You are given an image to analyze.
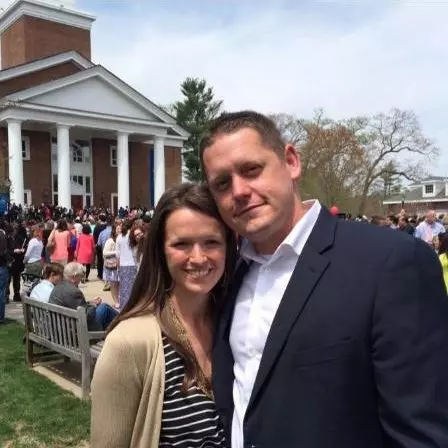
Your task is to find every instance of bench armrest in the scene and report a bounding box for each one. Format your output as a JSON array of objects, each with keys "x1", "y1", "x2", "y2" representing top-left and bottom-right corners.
[{"x1": 88, "y1": 331, "x2": 106, "y2": 341}]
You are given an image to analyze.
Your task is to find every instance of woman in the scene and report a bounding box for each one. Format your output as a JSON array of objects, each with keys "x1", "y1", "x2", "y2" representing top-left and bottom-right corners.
[
  {"x1": 75, "y1": 224, "x2": 95, "y2": 282},
  {"x1": 102, "y1": 223, "x2": 120, "y2": 309},
  {"x1": 48, "y1": 219, "x2": 70, "y2": 266},
  {"x1": 128, "y1": 220, "x2": 145, "y2": 269},
  {"x1": 91, "y1": 183, "x2": 236, "y2": 448},
  {"x1": 115, "y1": 219, "x2": 137, "y2": 310},
  {"x1": 23, "y1": 225, "x2": 44, "y2": 278}
]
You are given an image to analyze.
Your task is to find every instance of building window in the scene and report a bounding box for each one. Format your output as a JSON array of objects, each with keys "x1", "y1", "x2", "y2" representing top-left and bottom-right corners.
[
  {"x1": 72, "y1": 175, "x2": 83, "y2": 186},
  {"x1": 24, "y1": 189, "x2": 32, "y2": 205},
  {"x1": 110, "y1": 145, "x2": 117, "y2": 167},
  {"x1": 53, "y1": 194, "x2": 58, "y2": 206},
  {"x1": 85, "y1": 176, "x2": 91, "y2": 194},
  {"x1": 53, "y1": 174, "x2": 58, "y2": 193},
  {"x1": 72, "y1": 146, "x2": 83, "y2": 163},
  {"x1": 22, "y1": 136, "x2": 30, "y2": 160},
  {"x1": 425, "y1": 184, "x2": 434, "y2": 195},
  {"x1": 86, "y1": 195, "x2": 91, "y2": 208}
]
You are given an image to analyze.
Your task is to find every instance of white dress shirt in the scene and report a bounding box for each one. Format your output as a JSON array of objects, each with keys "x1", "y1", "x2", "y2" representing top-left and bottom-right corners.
[{"x1": 230, "y1": 200, "x2": 322, "y2": 448}]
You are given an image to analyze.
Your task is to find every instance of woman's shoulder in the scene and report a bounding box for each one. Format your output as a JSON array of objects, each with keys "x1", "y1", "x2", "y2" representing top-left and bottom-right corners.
[{"x1": 107, "y1": 314, "x2": 162, "y2": 348}]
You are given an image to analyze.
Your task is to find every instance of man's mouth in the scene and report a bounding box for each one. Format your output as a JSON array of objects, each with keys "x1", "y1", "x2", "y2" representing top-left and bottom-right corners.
[{"x1": 235, "y1": 203, "x2": 264, "y2": 218}]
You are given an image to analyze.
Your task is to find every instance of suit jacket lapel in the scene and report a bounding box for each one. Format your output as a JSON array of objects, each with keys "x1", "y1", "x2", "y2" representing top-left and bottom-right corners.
[{"x1": 246, "y1": 208, "x2": 337, "y2": 413}]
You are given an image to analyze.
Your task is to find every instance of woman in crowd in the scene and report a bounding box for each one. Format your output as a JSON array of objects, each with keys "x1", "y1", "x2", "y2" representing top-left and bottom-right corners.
[
  {"x1": 102, "y1": 223, "x2": 120, "y2": 309},
  {"x1": 42, "y1": 220, "x2": 55, "y2": 263},
  {"x1": 75, "y1": 224, "x2": 95, "y2": 282},
  {"x1": 48, "y1": 219, "x2": 70, "y2": 266},
  {"x1": 23, "y1": 225, "x2": 44, "y2": 277},
  {"x1": 91, "y1": 183, "x2": 236, "y2": 448},
  {"x1": 128, "y1": 220, "x2": 145, "y2": 269},
  {"x1": 115, "y1": 219, "x2": 137, "y2": 310}
]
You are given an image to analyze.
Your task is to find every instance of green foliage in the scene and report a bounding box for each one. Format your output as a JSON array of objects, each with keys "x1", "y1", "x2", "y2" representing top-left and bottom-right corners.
[
  {"x1": 0, "y1": 321, "x2": 91, "y2": 447},
  {"x1": 172, "y1": 78, "x2": 223, "y2": 181}
]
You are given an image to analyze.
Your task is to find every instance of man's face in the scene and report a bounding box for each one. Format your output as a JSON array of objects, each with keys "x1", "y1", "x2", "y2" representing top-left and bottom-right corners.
[
  {"x1": 203, "y1": 128, "x2": 301, "y2": 253},
  {"x1": 398, "y1": 218, "x2": 406, "y2": 229},
  {"x1": 426, "y1": 211, "x2": 436, "y2": 224}
]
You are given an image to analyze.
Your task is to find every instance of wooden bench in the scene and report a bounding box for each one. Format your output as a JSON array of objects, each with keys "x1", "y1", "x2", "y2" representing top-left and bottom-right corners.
[{"x1": 23, "y1": 298, "x2": 105, "y2": 400}]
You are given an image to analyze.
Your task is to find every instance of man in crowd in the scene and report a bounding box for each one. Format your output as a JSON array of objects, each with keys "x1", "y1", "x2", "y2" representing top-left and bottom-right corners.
[
  {"x1": 414, "y1": 209, "x2": 445, "y2": 245},
  {"x1": 201, "y1": 111, "x2": 448, "y2": 448},
  {"x1": 397, "y1": 215, "x2": 415, "y2": 235},
  {"x1": 93, "y1": 214, "x2": 107, "y2": 281},
  {"x1": 29, "y1": 262, "x2": 64, "y2": 302},
  {"x1": 49, "y1": 262, "x2": 117, "y2": 330}
]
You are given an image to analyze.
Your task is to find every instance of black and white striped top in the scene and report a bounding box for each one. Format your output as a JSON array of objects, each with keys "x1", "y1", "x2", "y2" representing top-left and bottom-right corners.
[{"x1": 159, "y1": 335, "x2": 226, "y2": 448}]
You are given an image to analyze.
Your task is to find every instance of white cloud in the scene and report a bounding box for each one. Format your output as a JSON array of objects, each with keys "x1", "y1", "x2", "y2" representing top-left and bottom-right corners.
[{"x1": 87, "y1": 0, "x2": 448, "y2": 172}]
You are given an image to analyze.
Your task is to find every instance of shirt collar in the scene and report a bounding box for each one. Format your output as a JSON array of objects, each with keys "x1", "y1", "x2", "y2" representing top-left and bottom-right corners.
[{"x1": 240, "y1": 200, "x2": 322, "y2": 265}]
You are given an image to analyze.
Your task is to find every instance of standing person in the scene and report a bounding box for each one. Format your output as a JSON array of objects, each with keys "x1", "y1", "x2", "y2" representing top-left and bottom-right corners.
[
  {"x1": 102, "y1": 223, "x2": 120, "y2": 309},
  {"x1": 0, "y1": 222, "x2": 10, "y2": 324},
  {"x1": 93, "y1": 214, "x2": 107, "y2": 281},
  {"x1": 439, "y1": 234, "x2": 448, "y2": 293},
  {"x1": 75, "y1": 224, "x2": 95, "y2": 282},
  {"x1": 8, "y1": 222, "x2": 27, "y2": 302},
  {"x1": 116, "y1": 220, "x2": 137, "y2": 310},
  {"x1": 48, "y1": 219, "x2": 70, "y2": 266},
  {"x1": 201, "y1": 111, "x2": 448, "y2": 448},
  {"x1": 128, "y1": 220, "x2": 145, "y2": 270},
  {"x1": 23, "y1": 225, "x2": 44, "y2": 277},
  {"x1": 414, "y1": 209, "x2": 445, "y2": 246},
  {"x1": 91, "y1": 183, "x2": 236, "y2": 448}
]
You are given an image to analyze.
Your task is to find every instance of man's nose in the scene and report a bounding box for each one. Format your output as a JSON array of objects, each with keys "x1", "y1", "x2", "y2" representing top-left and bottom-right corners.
[{"x1": 232, "y1": 176, "x2": 251, "y2": 198}]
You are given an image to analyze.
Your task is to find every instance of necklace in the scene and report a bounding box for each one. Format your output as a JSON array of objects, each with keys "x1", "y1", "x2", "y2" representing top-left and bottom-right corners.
[{"x1": 168, "y1": 299, "x2": 213, "y2": 399}]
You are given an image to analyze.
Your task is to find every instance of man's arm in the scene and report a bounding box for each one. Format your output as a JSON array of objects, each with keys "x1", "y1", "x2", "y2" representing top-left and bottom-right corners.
[{"x1": 373, "y1": 237, "x2": 448, "y2": 447}]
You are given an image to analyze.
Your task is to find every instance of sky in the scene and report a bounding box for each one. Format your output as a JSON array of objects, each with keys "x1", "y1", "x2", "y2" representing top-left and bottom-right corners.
[{"x1": 5, "y1": 0, "x2": 448, "y2": 173}]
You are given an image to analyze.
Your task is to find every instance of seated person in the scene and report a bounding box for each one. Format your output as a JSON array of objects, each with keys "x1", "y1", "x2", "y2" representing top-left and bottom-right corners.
[
  {"x1": 49, "y1": 262, "x2": 118, "y2": 331},
  {"x1": 29, "y1": 262, "x2": 64, "y2": 302}
]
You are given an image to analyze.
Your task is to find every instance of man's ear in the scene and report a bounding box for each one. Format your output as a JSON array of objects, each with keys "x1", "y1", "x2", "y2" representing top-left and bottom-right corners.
[{"x1": 284, "y1": 144, "x2": 301, "y2": 181}]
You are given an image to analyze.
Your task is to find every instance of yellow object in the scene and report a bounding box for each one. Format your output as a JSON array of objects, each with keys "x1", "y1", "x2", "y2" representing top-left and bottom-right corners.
[{"x1": 439, "y1": 253, "x2": 448, "y2": 294}]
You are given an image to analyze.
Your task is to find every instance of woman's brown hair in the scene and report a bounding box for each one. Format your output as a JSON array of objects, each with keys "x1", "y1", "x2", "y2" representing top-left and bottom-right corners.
[{"x1": 108, "y1": 183, "x2": 237, "y2": 391}]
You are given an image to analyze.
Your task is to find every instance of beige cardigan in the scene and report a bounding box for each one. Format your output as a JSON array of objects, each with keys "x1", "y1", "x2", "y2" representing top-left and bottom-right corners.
[{"x1": 90, "y1": 314, "x2": 165, "y2": 448}]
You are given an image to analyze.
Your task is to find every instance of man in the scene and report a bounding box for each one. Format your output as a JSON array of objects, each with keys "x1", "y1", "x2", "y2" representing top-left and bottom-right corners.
[
  {"x1": 201, "y1": 111, "x2": 448, "y2": 448},
  {"x1": 397, "y1": 215, "x2": 415, "y2": 235},
  {"x1": 93, "y1": 214, "x2": 107, "y2": 281},
  {"x1": 29, "y1": 262, "x2": 64, "y2": 302},
  {"x1": 414, "y1": 210, "x2": 445, "y2": 245},
  {"x1": 385, "y1": 214, "x2": 398, "y2": 229},
  {"x1": 49, "y1": 262, "x2": 117, "y2": 330}
]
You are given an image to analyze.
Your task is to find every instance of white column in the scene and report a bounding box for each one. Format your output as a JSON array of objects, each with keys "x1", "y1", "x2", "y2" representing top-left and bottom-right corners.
[
  {"x1": 57, "y1": 124, "x2": 71, "y2": 209},
  {"x1": 154, "y1": 135, "x2": 165, "y2": 205},
  {"x1": 7, "y1": 119, "x2": 24, "y2": 205},
  {"x1": 117, "y1": 131, "x2": 130, "y2": 208}
]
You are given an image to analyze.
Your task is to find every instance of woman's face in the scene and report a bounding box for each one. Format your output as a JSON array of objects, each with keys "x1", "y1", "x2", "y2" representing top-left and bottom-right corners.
[
  {"x1": 134, "y1": 228, "x2": 144, "y2": 241},
  {"x1": 164, "y1": 207, "x2": 227, "y2": 299}
]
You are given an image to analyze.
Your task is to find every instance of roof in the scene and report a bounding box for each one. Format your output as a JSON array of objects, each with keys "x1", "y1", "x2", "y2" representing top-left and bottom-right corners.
[{"x1": 383, "y1": 180, "x2": 448, "y2": 205}]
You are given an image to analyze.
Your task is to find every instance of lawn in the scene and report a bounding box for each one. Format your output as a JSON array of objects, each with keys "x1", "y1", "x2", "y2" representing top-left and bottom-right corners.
[{"x1": 0, "y1": 320, "x2": 91, "y2": 447}]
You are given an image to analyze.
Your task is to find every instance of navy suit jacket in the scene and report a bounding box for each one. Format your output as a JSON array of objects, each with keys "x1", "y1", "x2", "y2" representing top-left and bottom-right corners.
[{"x1": 212, "y1": 208, "x2": 448, "y2": 448}]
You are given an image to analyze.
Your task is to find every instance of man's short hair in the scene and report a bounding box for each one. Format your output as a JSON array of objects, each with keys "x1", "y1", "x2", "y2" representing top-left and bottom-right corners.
[
  {"x1": 43, "y1": 262, "x2": 64, "y2": 280},
  {"x1": 199, "y1": 111, "x2": 286, "y2": 168},
  {"x1": 64, "y1": 262, "x2": 85, "y2": 279}
]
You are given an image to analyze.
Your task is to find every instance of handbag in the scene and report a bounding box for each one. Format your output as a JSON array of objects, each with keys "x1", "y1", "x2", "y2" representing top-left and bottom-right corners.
[{"x1": 104, "y1": 256, "x2": 118, "y2": 270}]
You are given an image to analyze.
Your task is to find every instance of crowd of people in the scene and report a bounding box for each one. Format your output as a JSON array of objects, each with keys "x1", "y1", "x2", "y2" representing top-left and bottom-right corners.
[{"x1": 1, "y1": 110, "x2": 448, "y2": 447}]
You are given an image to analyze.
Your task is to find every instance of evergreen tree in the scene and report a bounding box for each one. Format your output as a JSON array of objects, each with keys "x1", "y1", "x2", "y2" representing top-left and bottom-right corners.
[{"x1": 173, "y1": 78, "x2": 223, "y2": 181}]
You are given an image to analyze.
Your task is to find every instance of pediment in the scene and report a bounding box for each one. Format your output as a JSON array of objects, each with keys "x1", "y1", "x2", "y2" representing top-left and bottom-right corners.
[{"x1": 24, "y1": 76, "x2": 163, "y2": 121}]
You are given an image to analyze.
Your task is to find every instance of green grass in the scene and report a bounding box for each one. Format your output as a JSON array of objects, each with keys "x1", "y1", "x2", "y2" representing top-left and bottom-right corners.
[{"x1": 0, "y1": 320, "x2": 91, "y2": 447}]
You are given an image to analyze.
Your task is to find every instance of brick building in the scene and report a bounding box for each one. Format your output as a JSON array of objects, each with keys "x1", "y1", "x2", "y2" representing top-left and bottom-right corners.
[
  {"x1": 383, "y1": 176, "x2": 448, "y2": 215},
  {"x1": 0, "y1": 0, "x2": 188, "y2": 212}
]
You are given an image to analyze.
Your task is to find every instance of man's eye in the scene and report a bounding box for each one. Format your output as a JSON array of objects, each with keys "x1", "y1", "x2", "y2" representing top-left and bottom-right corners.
[
  {"x1": 245, "y1": 166, "x2": 261, "y2": 176},
  {"x1": 214, "y1": 179, "x2": 229, "y2": 191}
]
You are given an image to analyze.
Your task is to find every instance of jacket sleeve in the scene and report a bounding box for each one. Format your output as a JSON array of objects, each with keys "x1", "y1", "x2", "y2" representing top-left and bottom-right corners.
[
  {"x1": 373, "y1": 237, "x2": 448, "y2": 447},
  {"x1": 91, "y1": 328, "x2": 145, "y2": 447}
]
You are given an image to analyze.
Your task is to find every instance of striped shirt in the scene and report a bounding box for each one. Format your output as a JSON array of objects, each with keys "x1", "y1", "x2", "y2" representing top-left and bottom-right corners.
[{"x1": 159, "y1": 336, "x2": 226, "y2": 448}]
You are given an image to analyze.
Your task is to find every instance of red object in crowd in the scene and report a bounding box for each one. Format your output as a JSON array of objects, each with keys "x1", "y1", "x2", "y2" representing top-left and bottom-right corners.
[{"x1": 329, "y1": 205, "x2": 340, "y2": 216}]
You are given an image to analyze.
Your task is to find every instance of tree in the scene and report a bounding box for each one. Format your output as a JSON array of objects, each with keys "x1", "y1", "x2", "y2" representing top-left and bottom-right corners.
[
  {"x1": 172, "y1": 78, "x2": 223, "y2": 181},
  {"x1": 351, "y1": 109, "x2": 438, "y2": 214}
]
